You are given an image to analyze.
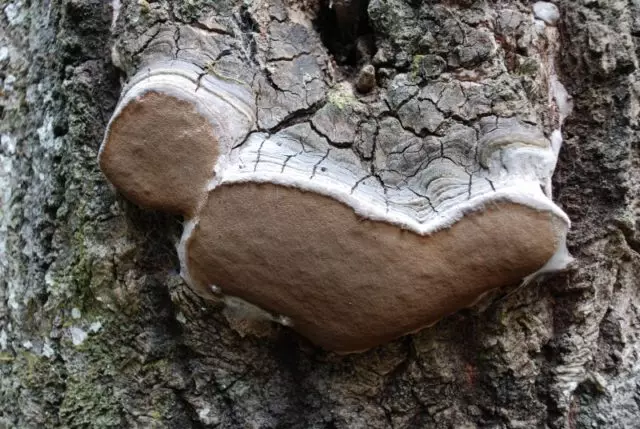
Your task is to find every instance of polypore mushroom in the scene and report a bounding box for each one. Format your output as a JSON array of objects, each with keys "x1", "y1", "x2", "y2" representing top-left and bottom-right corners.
[
  {"x1": 100, "y1": 8, "x2": 572, "y2": 353},
  {"x1": 99, "y1": 61, "x2": 255, "y2": 217},
  {"x1": 175, "y1": 120, "x2": 570, "y2": 353}
]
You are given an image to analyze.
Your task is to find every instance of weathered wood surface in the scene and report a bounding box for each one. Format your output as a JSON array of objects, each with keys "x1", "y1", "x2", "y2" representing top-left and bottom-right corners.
[{"x1": 1, "y1": 1, "x2": 639, "y2": 428}]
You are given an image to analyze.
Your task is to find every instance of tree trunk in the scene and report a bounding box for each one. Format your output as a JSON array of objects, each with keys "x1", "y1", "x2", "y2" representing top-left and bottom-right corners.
[{"x1": 1, "y1": 0, "x2": 639, "y2": 428}]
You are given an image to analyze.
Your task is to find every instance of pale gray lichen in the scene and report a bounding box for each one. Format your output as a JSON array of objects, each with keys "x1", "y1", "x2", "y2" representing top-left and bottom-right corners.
[{"x1": 533, "y1": 2, "x2": 561, "y2": 26}]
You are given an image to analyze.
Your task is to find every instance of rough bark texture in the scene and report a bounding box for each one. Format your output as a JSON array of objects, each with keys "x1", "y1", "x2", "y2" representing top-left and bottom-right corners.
[{"x1": 1, "y1": 1, "x2": 639, "y2": 428}]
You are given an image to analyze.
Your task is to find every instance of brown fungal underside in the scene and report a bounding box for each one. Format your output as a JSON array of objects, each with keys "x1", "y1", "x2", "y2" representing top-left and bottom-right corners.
[{"x1": 186, "y1": 183, "x2": 562, "y2": 352}]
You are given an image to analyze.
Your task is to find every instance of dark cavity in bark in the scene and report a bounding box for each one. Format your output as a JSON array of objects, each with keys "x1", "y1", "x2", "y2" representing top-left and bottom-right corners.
[{"x1": 315, "y1": 0, "x2": 374, "y2": 68}]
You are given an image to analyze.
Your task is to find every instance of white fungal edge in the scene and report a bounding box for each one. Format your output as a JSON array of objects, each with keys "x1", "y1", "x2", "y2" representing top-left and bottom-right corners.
[
  {"x1": 215, "y1": 159, "x2": 570, "y2": 234},
  {"x1": 524, "y1": 2, "x2": 575, "y2": 284},
  {"x1": 98, "y1": 60, "x2": 256, "y2": 166}
]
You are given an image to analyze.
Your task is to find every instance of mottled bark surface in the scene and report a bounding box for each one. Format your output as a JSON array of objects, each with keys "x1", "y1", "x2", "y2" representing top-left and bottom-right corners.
[{"x1": 1, "y1": 1, "x2": 639, "y2": 428}]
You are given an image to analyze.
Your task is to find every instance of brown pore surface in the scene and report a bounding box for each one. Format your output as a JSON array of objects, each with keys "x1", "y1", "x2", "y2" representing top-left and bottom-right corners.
[
  {"x1": 99, "y1": 91, "x2": 219, "y2": 217},
  {"x1": 186, "y1": 183, "x2": 564, "y2": 353}
]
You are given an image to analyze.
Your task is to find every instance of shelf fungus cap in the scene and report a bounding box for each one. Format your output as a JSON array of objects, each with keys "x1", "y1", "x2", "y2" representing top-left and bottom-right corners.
[
  {"x1": 175, "y1": 128, "x2": 570, "y2": 353},
  {"x1": 100, "y1": 61, "x2": 571, "y2": 354},
  {"x1": 99, "y1": 61, "x2": 255, "y2": 217}
]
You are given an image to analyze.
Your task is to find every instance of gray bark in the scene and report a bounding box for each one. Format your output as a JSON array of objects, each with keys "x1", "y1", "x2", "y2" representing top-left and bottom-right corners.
[{"x1": 1, "y1": 0, "x2": 639, "y2": 428}]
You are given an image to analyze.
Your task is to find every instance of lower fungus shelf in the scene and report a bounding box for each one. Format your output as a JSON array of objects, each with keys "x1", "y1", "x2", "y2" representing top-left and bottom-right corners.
[{"x1": 181, "y1": 182, "x2": 567, "y2": 353}]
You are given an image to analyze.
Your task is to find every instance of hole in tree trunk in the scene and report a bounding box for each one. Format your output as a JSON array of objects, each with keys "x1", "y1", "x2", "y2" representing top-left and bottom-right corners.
[{"x1": 315, "y1": 0, "x2": 374, "y2": 69}]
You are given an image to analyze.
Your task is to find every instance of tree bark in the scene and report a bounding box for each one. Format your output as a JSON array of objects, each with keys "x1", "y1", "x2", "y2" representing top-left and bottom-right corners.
[{"x1": 1, "y1": 1, "x2": 639, "y2": 428}]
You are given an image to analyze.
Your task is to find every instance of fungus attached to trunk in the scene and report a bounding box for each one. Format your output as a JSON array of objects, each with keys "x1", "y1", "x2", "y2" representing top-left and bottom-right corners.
[
  {"x1": 184, "y1": 183, "x2": 566, "y2": 352},
  {"x1": 100, "y1": 91, "x2": 219, "y2": 216},
  {"x1": 173, "y1": 127, "x2": 570, "y2": 353},
  {"x1": 99, "y1": 61, "x2": 255, "y2": 216},
  {"x1": 99, "y1": 19, "x2": 571, "y2": 352}
]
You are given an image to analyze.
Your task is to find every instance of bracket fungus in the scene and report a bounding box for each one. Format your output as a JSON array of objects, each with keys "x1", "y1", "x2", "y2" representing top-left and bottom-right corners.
[{"x1": 100, "y1": 7, "x2": 572, "y2": 353}]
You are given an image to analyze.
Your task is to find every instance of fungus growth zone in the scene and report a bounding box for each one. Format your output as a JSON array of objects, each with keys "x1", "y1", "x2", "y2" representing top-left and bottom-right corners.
[{"x1": 100, "y1": 49, "x2": 571, "y2": 352}]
